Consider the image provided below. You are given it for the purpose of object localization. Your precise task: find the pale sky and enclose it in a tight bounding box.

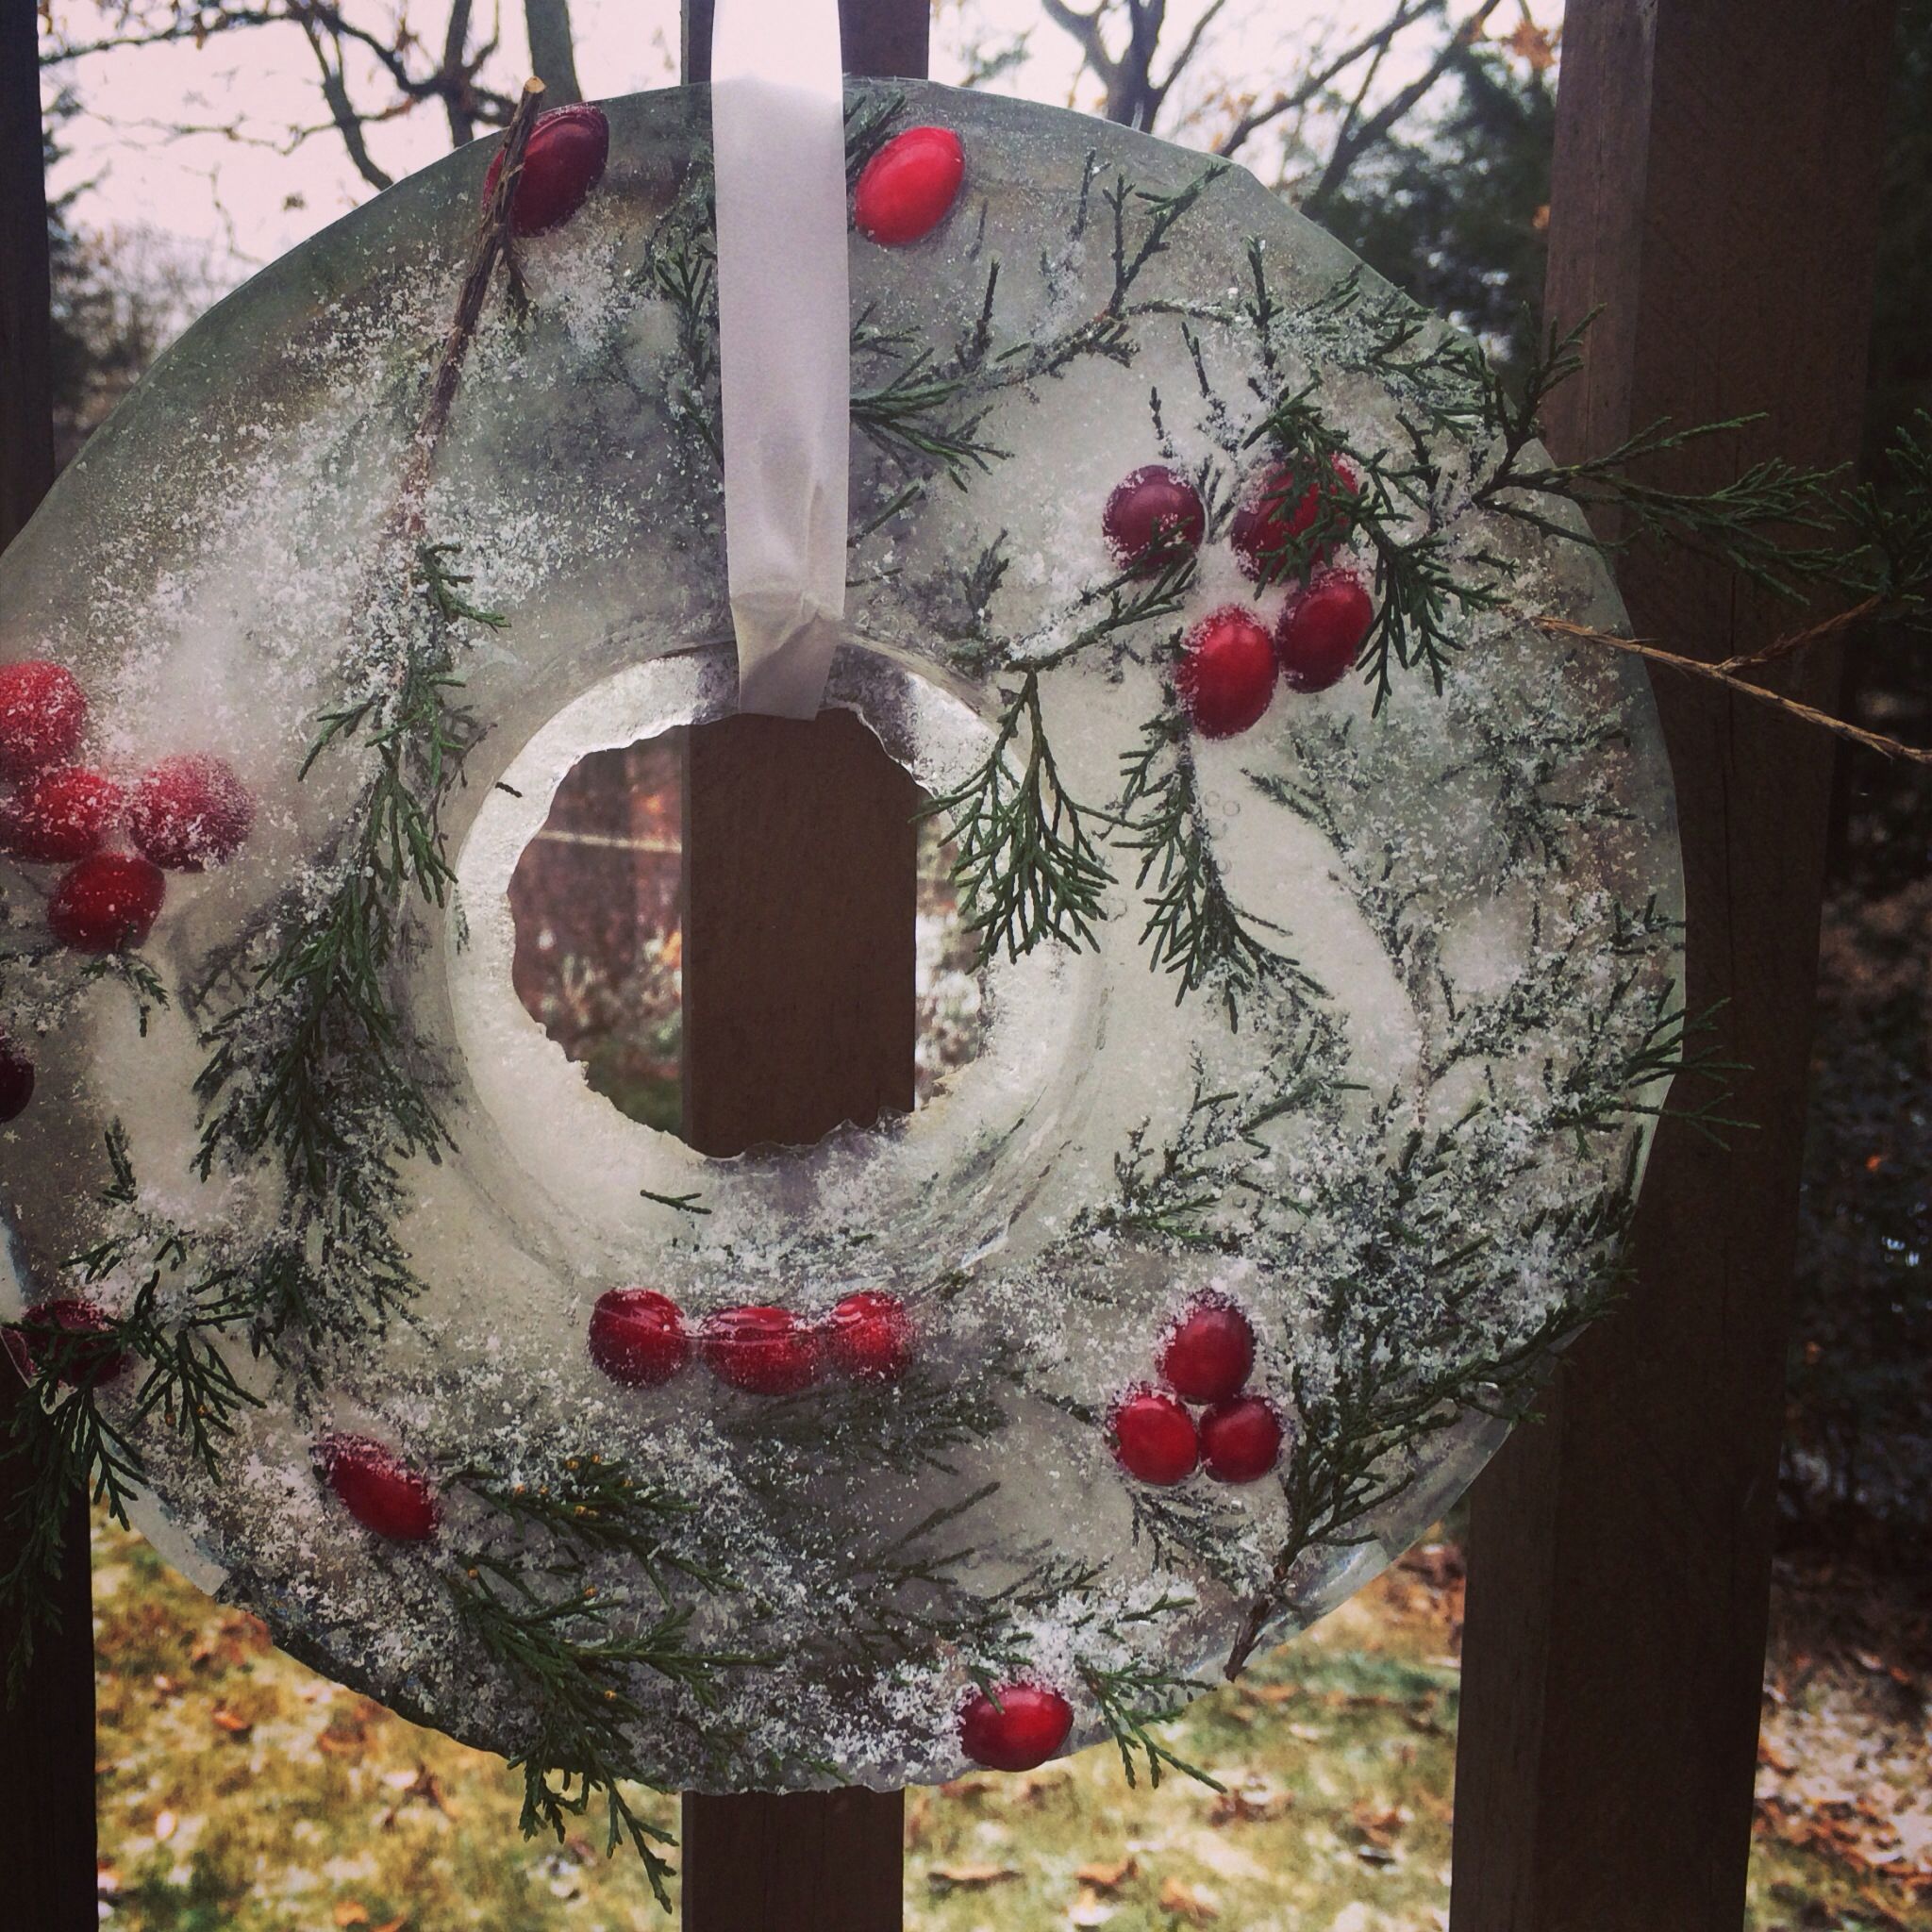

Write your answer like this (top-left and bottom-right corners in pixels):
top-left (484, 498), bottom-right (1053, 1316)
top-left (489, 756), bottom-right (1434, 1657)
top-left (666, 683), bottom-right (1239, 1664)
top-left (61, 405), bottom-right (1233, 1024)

top-left (41, 1), bottom-right (1555, 287)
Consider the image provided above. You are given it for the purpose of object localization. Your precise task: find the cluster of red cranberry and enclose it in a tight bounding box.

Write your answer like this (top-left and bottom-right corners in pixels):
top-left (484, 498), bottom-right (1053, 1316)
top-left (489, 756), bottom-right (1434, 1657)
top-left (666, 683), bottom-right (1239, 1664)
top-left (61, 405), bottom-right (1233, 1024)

top-left (586, 1286), bottom-right (914, 1395)
top-left (0, 658), bottom-right (256, 1124)
top-left (1102, 458), bottom-right (1375, 740)
top-left (1109, 1294), bottom-right (1285, 1487)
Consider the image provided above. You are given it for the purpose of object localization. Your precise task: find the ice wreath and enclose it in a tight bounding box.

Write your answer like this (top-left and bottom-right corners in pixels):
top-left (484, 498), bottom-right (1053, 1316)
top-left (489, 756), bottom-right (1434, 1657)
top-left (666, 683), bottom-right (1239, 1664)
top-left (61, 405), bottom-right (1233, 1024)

top-left (0, 81), bottom-right (1683, 1803)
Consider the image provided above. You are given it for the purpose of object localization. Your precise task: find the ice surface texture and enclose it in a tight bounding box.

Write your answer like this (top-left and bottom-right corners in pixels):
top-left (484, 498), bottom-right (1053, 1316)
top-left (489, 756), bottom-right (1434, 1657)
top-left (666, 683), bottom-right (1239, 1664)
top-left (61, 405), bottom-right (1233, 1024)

top-left (0, 81), bottom-right (1682, 1791)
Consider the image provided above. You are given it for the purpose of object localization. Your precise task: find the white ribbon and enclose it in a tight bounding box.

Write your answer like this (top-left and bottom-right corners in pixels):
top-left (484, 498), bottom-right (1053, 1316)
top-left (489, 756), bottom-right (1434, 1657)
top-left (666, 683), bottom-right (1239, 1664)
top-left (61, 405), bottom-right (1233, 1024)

top-left (710, 0), bottom-right (850, 719)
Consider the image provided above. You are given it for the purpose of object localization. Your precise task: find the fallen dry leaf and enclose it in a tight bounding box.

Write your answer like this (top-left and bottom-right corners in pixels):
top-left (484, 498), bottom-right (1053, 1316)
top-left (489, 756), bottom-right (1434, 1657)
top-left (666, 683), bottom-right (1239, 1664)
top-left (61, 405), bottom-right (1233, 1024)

top-left (374, 1920), bottom-right (408, 1932)
top-left (1208, 1778), bottom-right (1292, 1825)
top-left (1157, 1875), bottom-right (1221, 1924)
top-left (926, 1863), bottom-right (1020, 1892)
top-left (333, 1906), bottom-right (371, 1929)
top-left (1074, 1854), bottom-right (1139, 1890)
top-left (210, 1706), bottom-right (253, 1737)
top-left (1015, 1764), bottom-right (1074, 1803)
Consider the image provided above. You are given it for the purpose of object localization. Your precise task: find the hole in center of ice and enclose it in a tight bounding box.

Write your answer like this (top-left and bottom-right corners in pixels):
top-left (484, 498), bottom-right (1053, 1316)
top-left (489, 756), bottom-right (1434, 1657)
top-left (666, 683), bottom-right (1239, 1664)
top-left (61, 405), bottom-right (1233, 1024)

top-left (507, 730), bottom-right (987, 1146)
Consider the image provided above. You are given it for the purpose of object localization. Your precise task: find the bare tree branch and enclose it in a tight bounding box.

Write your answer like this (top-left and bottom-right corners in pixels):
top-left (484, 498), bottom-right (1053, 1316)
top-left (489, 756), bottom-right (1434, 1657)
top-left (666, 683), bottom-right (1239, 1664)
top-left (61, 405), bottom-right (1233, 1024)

top-left (1303, 0), bottom-right (1507, 213)
top-left (525, 0), bottom-right (583, 105)
top-left (1214, 0), bottom-right (1441, 159)
top-left (443, 0), bottom-right (476, 147)
top-left (296, 11), bottom-right (393, 192)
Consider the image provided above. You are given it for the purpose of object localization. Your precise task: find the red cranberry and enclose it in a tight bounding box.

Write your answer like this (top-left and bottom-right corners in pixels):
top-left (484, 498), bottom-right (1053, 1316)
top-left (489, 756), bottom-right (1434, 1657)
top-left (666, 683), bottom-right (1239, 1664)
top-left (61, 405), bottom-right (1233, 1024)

top-left (2, 766), bottom-right (125, 863)
top-left (127, 754), bottom-right (253, 872)
top-left (484, 103), bottom-right (609, 236)
top-left (0, 661), bottom-right (87, 783)
top-left (700, 1305), bottom-right (823, 1395)
top-left (825, 1291), bottom-right (913, 1382)
top-left (1109, 1386), bottom-right (1200, 1486)
top-left (1175, 608), bottom-right (1277, 740)
top-left (958, 1681), bottom-right (1074, 1772)
top-left (1158, 1297), bottom-right (1256, 1405)
top-left (1102, 466), bottom-right (1206, 576)
top-left (854, 125), bottom-right (965, 245)
top-left (46, 853), bottom-right (165, 953)
top-left (0, 1035), bottom-right (33, 1123)
top-left (317, 1435), bottom-right (440, 1541)
top-left (1230, 455), bottom-right (1358, 585)
top-left (588, 1287), bottom-right (690, 1387)
top-left (15, 1297), bottom-right (127, 1386)
top-left (1200, 1395), bottom-right (1285, 1484)
top-left (1276, 568), bottom-right (1374, 693)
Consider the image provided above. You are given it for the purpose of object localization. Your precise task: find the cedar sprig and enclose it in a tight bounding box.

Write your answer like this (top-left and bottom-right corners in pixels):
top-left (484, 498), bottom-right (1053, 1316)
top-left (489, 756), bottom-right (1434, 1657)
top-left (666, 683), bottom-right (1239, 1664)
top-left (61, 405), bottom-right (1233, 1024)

top-left (1127, 1483), bottom-right (1262, 1595)
top-left (851, 349), bottom-right (1006, 486)
top-left (1547, 980), bottom-right (1748, 1148)
top-left (1116, 706), bottom-right (1324, 1026)
top-left (842, 85), bottom-right (908, 186)
top-left (729, 1357), bottom-right (1014, 1479)
top-left (0, 932), bottom-right (169, 1041)
top-left (1, 1125), bottom-right (263, 1694)
top-left (195, 551), bottom-right (486, 1259)
top-left (0, 1376), bottom-right (142, 1695)
top-left (924, 671), bottom-right (1115, 964)
top-left (447, 1569), bottom-right (738, 1909)
top-left (640, 162), bottom-right (722, 468)
top-left (1286, 261), bottom-right (1490, 441)
top-left (453, 1454), bottom-right (730, 1603)
top-left (1065, 1035), bottom-right (1353, 1259)
top-left (1241, 381), bottom-right (1504, 709)
top-left (1077, 1641), bottom-right (1222, 1791)
top-left (1222, 1257), bottom-right (1624, 1678)
top-left (79, 953), bottom-right (170, 1035)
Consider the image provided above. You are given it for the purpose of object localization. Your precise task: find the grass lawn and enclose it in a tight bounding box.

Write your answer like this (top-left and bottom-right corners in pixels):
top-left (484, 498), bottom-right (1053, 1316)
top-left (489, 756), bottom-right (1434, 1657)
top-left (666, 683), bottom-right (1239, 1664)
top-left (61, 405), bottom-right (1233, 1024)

top-left (86, 1513), bottom-right (1929, 1930)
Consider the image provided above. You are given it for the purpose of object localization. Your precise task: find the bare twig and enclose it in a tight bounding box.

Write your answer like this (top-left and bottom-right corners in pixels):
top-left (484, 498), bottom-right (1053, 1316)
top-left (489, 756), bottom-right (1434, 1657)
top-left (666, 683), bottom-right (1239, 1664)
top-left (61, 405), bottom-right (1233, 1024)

top-left (1304, 0), bottom-right (1507, 212)
top-left (1528, 613), bottom-right (1932, 766)
top-left (401, 76), bottom-right (545, 522)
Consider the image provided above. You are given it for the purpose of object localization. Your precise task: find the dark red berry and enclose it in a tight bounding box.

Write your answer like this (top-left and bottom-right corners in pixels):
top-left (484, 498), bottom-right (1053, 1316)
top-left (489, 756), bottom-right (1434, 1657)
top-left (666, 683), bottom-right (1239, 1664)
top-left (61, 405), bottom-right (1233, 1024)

top-left (16, 1297), bottom-right (127, 1386)
top-left (0, 661), bottom-right (87, 782)
top-left (958, 1681), bottom-right (1074, 1772)
top-left (1109, 1386), bottom-right (1200, 1486)
top-left (1200, 1394), bottom-right (1285, 1483)
top-left (317, 1435), bottom-right (440, 1541)
top-left (1276, 569), bottom-right (1374, 693)
top-left (1158, 1297), bottom-right (1256, 1405)
top-left (854, 125), bottom-right (965, 245)
top-left (1230, 456), bottom-right (1358, 585)
top-left (588, 1287), bottom-right (690, 1387)
top-left (1, 766), bottom-right (124, 863)
top-left (47, 853), bottom-right (165, 953)
top-left (0, 1035), bottom-right (33, 1123)
top-left (127, 755), bottom-right (253, 872)
top-left (1102, 465), bottom-right (1206, 576)
top-left (825, 1291), bottom-right (913, 1382)
top-left (484, 103), bottom-right (609, 236)
top-left (1175, 608), bottom-right (1276, 740)
top-left (701, 1305), bottom-right (823, 1395)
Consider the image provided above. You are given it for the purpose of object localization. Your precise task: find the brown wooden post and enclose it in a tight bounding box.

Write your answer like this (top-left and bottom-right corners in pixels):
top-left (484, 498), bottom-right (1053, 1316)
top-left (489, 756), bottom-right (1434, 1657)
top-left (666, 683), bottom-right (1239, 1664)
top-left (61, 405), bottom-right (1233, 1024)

top-left (677, 2), bottom-right (925, 1925)
top-left (1450, 6), bottom-right (1897, 1928)
top-left (0, 2), bottom-right (100, 1925)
